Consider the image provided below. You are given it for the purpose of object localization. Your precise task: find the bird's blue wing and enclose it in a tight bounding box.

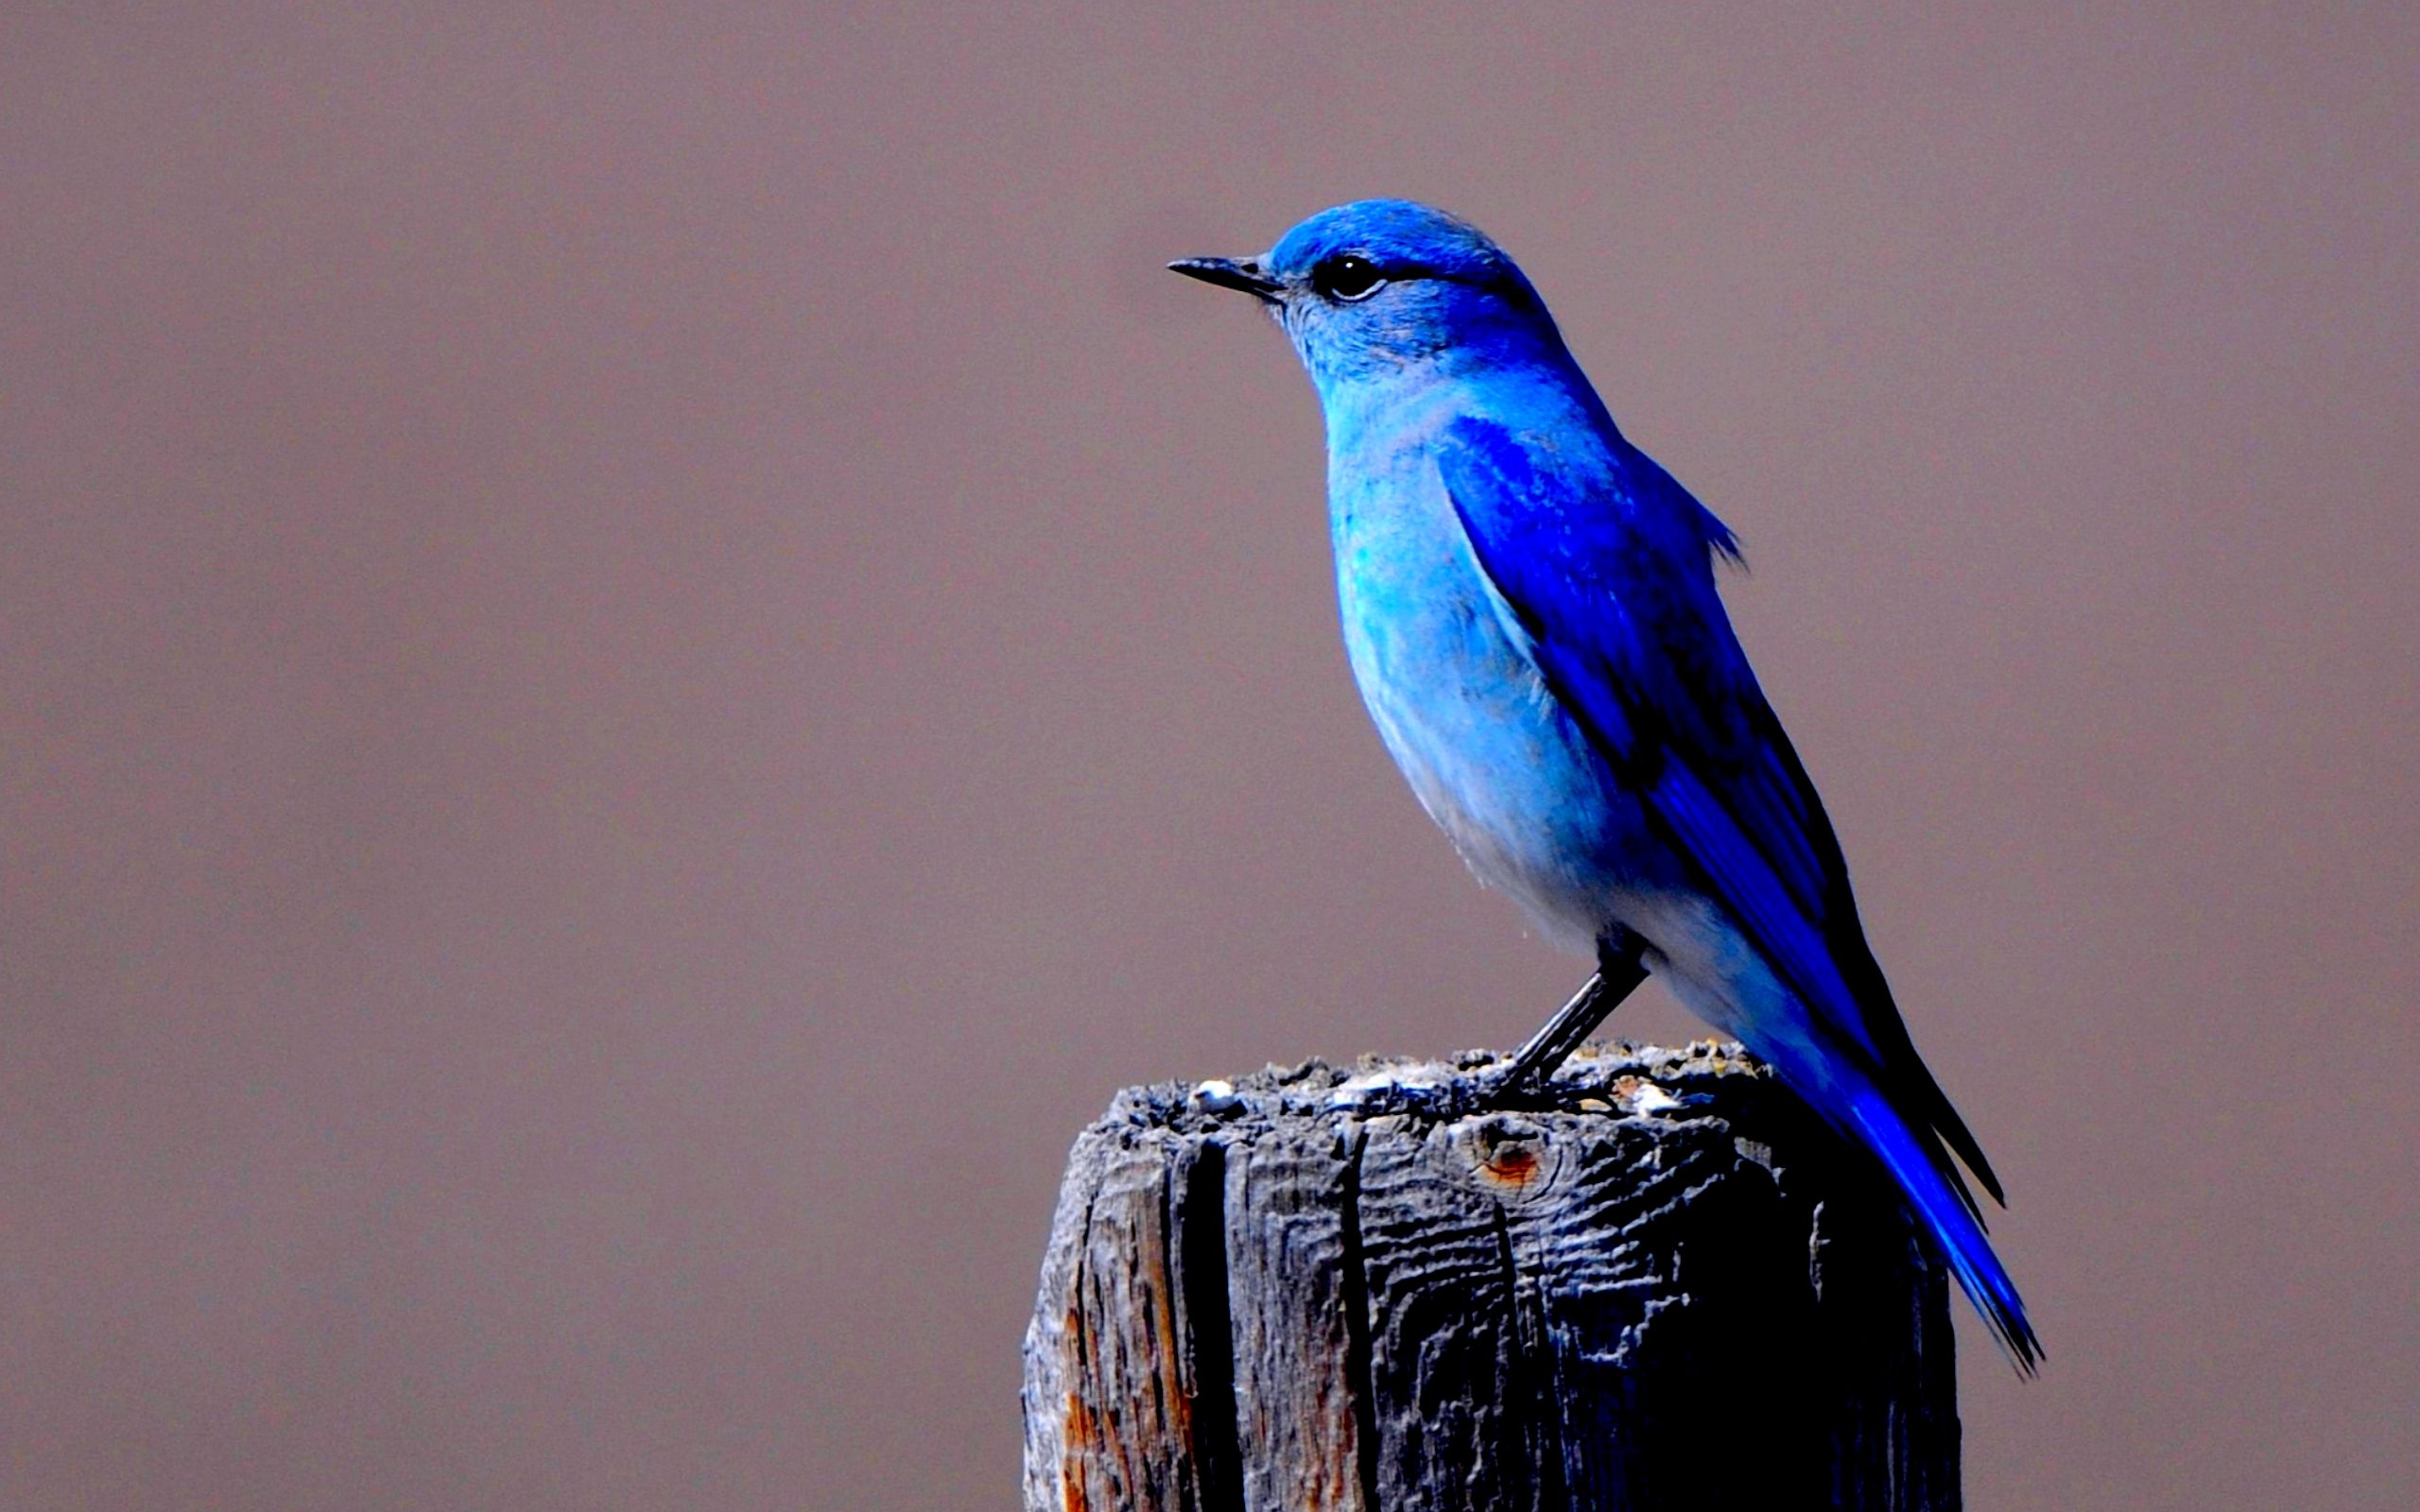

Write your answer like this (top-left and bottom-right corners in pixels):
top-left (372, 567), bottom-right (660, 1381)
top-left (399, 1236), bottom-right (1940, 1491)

top-left (1434, 414), bottom-right (2004, 1202)
top-left (1434, 418), bottom-right (1856, 1013)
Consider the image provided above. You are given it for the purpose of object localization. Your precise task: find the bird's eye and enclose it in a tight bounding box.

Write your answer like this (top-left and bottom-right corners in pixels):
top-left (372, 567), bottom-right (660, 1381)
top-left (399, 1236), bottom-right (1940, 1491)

top-left (1314, 255), bottom-right (1386, 302)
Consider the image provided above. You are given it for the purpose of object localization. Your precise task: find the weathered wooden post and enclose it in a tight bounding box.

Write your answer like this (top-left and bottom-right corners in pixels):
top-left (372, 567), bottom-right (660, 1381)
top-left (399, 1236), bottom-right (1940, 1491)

top-left (1021, 1042), bottom-right (1961, 1511)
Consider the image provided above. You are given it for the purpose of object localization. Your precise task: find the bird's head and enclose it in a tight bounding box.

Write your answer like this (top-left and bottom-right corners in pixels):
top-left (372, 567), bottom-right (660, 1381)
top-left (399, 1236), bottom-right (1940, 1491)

top-left (1171, 199), bottom-right (1564, 396)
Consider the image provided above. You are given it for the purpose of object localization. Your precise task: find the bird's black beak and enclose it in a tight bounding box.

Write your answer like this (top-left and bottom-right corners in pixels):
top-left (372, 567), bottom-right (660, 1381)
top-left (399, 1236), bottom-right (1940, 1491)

top-left (1168, 256), bottom-right (1283, 305)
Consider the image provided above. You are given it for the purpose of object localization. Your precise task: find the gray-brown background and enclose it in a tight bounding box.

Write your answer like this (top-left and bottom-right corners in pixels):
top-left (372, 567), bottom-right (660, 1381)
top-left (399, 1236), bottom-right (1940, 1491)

top-left (5, 5), bottom-right (2413, 1508)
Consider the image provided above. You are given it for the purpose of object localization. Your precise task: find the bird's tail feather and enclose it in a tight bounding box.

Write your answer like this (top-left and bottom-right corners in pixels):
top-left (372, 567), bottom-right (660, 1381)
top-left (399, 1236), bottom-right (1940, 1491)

top-left (1842, 1085), bottom-right (2043, 1374)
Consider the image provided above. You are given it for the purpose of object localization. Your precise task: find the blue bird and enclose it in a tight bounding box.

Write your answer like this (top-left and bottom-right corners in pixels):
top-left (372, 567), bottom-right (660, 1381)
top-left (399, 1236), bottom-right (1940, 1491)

top-left (1172, 199), bottom-right (2040, 1370)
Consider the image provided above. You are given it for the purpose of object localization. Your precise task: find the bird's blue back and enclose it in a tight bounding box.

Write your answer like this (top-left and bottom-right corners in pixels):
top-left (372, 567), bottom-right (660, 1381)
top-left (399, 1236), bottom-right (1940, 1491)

top-left (1223, 199), bottom-right (2038, 1367)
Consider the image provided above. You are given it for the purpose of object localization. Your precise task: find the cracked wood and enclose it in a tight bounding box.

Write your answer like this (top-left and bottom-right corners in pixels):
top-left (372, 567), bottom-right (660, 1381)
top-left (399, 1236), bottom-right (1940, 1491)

top-left (1021, 1044), bottom-right (1961, 1511)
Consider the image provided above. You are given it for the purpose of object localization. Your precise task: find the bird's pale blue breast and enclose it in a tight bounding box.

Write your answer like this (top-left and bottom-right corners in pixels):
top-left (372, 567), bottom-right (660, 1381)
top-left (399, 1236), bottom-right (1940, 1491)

top-left (1324, 382), bottom-right (1670, 949)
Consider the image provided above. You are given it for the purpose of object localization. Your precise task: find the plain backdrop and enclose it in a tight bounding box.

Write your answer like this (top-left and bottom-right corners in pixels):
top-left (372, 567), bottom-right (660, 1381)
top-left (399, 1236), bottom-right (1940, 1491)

top-left (4, 5), bottom-right (2414, 1508)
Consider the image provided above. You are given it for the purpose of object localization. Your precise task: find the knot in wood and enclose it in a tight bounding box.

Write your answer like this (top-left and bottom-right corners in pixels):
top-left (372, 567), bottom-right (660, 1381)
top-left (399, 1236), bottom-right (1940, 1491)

top-left (1464, 1114), bottom-right (1560, 1199)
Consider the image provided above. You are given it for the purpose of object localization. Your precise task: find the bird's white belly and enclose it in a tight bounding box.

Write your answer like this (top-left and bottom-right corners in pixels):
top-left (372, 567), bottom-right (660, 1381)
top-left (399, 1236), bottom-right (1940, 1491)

top-left (1334, 491), bottom-right (1670, 953)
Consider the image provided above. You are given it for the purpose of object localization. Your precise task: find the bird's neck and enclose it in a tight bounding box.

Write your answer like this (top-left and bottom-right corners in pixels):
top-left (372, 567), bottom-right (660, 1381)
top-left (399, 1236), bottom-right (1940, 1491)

top-left (1318, 346), bottom-right (1604, 468)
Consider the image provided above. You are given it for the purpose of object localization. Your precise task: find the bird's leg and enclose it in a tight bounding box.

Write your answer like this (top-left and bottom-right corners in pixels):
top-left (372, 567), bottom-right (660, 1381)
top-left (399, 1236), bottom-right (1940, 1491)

top-left (1494, 926), bottom-right (1650, 1098)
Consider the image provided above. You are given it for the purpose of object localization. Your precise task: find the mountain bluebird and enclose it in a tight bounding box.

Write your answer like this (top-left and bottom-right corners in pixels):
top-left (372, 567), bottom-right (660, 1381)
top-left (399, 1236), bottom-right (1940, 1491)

top-left (1172, 199), bottom-right (2039, 1369)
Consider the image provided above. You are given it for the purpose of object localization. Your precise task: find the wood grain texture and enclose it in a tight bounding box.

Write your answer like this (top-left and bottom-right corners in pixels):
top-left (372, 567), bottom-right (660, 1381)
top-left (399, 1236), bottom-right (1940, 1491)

top-left (1021, 1043), bottom-right (1961, 1511)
